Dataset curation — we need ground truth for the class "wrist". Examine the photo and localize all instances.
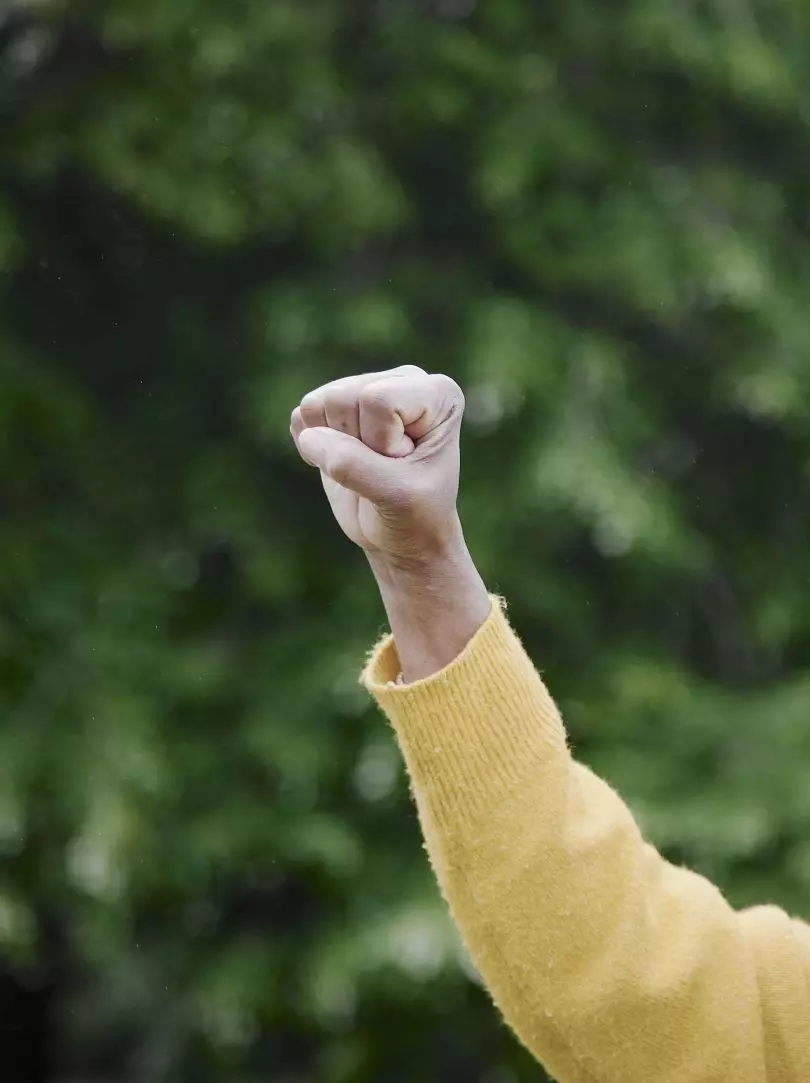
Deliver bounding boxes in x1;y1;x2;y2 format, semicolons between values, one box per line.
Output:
365;512;468;585
365;525;492;683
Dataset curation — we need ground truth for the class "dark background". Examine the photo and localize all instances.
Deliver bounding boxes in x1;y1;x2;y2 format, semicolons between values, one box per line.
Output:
3;1;810;1080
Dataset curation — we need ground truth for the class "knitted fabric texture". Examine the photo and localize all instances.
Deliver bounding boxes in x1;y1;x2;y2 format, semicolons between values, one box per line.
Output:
361;595;810;1083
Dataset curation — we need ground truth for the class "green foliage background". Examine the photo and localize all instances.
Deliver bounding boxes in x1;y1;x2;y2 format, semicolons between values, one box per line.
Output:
3;1;810;1079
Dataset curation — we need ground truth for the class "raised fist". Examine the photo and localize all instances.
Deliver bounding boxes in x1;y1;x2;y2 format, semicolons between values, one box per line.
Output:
290;366;465;563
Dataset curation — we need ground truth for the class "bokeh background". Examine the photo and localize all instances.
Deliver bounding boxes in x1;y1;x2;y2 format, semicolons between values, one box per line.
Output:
3;1;810;1080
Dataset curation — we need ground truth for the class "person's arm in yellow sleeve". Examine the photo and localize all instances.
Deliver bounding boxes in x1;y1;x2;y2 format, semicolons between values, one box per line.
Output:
363;572;810;1083
291;366;810;1083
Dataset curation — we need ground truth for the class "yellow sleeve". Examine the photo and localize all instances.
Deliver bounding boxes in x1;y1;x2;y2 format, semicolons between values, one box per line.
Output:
361;596;810;1083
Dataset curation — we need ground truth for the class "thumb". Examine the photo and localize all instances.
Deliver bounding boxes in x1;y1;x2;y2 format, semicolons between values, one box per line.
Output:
298;427;401;502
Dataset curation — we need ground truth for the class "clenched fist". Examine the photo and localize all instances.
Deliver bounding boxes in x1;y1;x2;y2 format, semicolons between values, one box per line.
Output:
290;366;466;565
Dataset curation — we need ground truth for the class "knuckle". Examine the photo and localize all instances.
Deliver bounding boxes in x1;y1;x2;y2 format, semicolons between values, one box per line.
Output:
325;386;358;412
359;384;391;412
328;451;352;486
299;391;324;416
433;372;462;398
434;373;465;415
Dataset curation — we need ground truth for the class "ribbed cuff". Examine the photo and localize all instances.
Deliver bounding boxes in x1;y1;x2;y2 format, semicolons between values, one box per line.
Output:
360;595;569;824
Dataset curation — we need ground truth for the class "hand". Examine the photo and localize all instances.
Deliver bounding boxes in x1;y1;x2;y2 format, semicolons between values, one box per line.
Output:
290;366;466;566
291;365;491;680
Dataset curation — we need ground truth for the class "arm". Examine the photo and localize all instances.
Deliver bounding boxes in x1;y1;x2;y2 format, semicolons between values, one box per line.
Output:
291;367;810;1082
362;558;810;1083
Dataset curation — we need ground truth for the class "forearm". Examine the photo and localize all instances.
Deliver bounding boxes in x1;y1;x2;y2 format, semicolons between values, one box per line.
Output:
366;526;491;683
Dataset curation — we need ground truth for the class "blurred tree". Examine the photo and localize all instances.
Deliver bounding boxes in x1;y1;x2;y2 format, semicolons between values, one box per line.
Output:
3;1;810;1080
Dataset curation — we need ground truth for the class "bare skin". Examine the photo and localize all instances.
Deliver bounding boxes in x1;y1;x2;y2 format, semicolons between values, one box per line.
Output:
290;365;491;682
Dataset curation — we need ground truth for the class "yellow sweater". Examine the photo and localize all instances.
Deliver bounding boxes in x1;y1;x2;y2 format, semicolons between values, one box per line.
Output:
361;596;810;1083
